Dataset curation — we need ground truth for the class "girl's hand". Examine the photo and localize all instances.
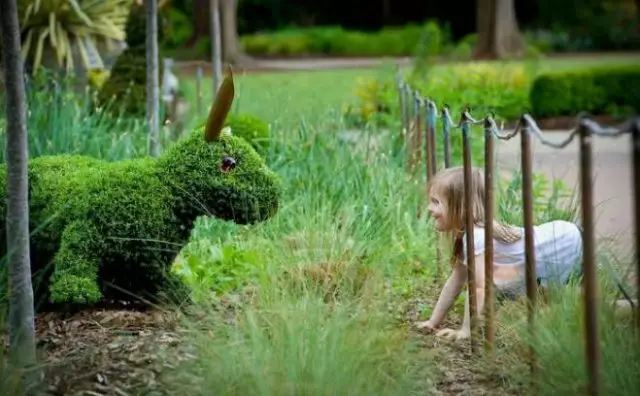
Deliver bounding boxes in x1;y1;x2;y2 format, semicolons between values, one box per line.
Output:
436;328;470;341
415;319;438;333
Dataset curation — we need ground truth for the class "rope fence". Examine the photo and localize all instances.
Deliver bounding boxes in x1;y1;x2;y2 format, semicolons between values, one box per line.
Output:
395;69;640;396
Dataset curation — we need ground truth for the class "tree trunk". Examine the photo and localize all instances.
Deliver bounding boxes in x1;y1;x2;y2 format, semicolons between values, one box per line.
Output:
146;0;161;157
220;0;254;66
474;0;494;59
210;0;223;92
0;0;37;385
474;0;524;60
382;0;391;23
188;0;210;46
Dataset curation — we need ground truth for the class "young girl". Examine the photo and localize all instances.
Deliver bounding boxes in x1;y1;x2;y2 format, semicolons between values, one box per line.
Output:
415;166;584;340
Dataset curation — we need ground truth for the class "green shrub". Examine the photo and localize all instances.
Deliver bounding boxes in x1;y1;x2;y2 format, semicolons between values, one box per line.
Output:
240;21;450;57
97;3;165;116
96;49;160;116
224;113;271;155
0;123;281;308
171;217;265;301
195;112;271;156
163;7;193;49
530;65;640;118
124;2;165;48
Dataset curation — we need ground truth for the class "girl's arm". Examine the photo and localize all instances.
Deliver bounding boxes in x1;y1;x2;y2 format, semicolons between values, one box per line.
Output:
420;263;467;328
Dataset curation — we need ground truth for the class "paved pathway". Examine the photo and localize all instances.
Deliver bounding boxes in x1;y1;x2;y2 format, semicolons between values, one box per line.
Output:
174;57;413;75
173;52;640;75
495;129;635;261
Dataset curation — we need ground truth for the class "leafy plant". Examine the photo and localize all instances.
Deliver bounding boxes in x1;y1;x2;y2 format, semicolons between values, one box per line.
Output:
172;238;265;301
345;75;396;127
18;0;132;72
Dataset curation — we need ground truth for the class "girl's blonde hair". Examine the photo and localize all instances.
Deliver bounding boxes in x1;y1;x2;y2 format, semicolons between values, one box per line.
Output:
429;166;521;267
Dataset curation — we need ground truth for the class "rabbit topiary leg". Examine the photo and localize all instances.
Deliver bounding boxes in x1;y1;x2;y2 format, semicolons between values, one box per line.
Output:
49;221;104;304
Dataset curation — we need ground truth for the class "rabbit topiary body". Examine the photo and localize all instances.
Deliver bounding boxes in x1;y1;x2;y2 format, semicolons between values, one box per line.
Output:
0;68;281;307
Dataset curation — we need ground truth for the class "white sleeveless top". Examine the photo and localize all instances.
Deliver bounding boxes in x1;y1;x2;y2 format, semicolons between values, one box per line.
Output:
462;220;583;294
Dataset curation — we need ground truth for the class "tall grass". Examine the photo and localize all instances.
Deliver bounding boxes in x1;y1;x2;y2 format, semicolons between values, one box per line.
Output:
1;59;636;395
167;294;434;396
0;70;175;162
166;110;442;394
492;260;639;395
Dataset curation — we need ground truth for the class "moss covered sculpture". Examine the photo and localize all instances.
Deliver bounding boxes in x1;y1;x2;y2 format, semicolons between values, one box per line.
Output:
96;2;165;116
219;112;271;156
0;68;281;307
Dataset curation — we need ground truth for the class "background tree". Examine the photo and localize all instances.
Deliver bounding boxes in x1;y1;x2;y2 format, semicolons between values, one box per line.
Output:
220;0;253;65
0;0;37;385
474;0;524;59
184;0;253;65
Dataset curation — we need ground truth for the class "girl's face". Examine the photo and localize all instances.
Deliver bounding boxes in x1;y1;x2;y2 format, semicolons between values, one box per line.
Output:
428;190;449;231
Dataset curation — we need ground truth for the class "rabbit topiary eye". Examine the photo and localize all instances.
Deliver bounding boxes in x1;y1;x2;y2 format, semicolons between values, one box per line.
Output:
220;156;236;172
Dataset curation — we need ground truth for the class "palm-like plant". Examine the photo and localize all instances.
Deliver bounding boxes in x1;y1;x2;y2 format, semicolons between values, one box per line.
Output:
18;0;133;72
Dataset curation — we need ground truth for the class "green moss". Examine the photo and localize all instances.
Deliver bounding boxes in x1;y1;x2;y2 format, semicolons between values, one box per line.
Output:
96;3;165;116
156;126;281;226
195;112;271;156
0;127;282;308
530;65;640;118
97;49;156;116
225;113;270;155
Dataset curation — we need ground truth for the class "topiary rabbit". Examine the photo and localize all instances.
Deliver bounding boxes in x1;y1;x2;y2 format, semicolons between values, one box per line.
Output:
0;67;282;308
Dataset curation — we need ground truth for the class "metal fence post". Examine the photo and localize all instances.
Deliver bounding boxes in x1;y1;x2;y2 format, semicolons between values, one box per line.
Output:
631;119;640;332
426;100;441;281
578;119;601;396
427;100;438;179
441;105;452;168
411;92;423;176
396;73;407;143
461;108;478;354
404;84;414;173
483;115;496;352
520;118;538;380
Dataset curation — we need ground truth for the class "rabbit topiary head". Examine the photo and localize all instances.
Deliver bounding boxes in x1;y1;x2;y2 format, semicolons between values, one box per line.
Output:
157;66;282;229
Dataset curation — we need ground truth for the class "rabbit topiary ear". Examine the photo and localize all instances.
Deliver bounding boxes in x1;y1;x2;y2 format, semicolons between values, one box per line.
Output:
204;65;235;142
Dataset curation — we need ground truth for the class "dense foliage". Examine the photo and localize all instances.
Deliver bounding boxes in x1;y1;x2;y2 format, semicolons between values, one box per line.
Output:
97;2;166;116
1;55;638;395
224;113;271;155
344;60;640;129
0;126;281;307
530;65;640;118
161;0;639;60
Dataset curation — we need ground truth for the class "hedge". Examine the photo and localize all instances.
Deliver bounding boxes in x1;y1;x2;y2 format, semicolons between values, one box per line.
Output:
530;65;640;118
240;22;449;57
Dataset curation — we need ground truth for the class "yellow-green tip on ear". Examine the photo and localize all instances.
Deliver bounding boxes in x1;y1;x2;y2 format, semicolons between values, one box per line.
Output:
204;65;235;142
